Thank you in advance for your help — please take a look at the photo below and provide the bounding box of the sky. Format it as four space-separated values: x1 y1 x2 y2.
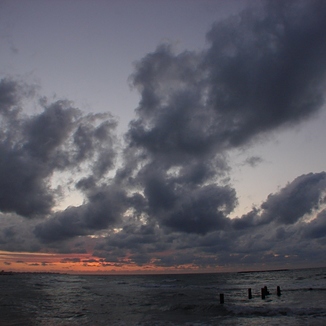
0 0 326 274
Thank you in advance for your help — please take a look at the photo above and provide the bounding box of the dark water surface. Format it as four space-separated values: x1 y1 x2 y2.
1 268 326 325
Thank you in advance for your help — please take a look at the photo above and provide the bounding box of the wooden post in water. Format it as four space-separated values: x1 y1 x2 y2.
248 288 252 299
261 288 265 299
220 293 224 304
264 286 270 295
277 286 281 296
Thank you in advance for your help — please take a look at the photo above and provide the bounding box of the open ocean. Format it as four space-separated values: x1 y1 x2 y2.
0 267 325 325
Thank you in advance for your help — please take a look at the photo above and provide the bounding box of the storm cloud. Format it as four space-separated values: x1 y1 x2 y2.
0 78 118 218
118 0 326 236
232 172 326 229
34 185 130 243
128 0 326 156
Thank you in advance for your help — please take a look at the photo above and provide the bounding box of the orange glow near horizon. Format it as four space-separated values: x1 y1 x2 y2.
1 250 311 274
0 250 226 274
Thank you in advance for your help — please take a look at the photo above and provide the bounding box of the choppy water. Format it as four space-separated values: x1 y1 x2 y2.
0 267 326 325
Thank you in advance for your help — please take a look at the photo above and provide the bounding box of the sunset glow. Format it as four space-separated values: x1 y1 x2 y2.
0 250 220 274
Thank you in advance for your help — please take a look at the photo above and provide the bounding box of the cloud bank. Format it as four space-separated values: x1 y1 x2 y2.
1 0 326 270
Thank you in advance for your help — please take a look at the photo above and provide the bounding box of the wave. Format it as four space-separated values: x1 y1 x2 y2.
161 301 326 318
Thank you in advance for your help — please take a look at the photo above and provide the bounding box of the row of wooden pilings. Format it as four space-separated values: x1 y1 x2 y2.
219 285 281 304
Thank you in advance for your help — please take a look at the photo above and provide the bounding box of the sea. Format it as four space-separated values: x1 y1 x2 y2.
0 267 325 325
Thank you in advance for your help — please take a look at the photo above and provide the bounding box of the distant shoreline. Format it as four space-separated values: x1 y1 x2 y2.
237 268 290 274
0 270 66 275
1 266 325 276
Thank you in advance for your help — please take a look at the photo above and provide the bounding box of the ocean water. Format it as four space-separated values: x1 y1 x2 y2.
0 268 325 325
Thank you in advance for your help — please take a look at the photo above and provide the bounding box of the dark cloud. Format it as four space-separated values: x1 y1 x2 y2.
205 0 326 146
109 223 159 249
23 101 79 164
260 172 326 225
0 146 55 217
232 207 259 230
155 183 236 234
0 213 41 252
128 0 326 157
0 78 25 116
0 79 118 218
304 209 326 239
232 172 326 228
94 171 326 269
34 185 129 243
118 0 326 237
118 160 236 235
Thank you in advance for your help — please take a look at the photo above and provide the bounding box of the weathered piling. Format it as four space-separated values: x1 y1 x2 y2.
261 288 265 299
220 293 224 304
277 286 281 296
248 288 252 299
264 286 270 295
